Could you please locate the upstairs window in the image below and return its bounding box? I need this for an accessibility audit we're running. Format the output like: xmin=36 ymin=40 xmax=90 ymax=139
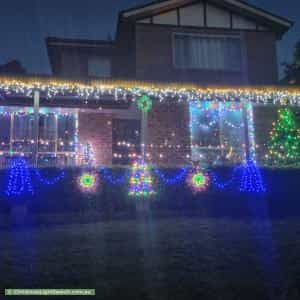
xmin=173 ymin=34 xmax=242 ymax=72
xmin=88 ymin=56 xmax=111 ymax=78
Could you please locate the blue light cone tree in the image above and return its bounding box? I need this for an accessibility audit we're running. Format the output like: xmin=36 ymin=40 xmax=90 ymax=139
xmin=240 ymin=159 xmax=266 ymax=193
xmin=6 ymin=158 xmax=34 ymax=197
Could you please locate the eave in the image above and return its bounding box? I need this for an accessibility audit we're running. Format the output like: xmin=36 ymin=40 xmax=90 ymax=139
xmin=0 ymin=76 xmax=300 ymax=107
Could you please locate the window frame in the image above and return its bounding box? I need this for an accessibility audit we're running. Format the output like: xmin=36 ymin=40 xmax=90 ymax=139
xmin=172 ymin=32 xmax=243 ymax=72
xmin=189 ymin=101 xmax=247 ymax=165
xmin=0 ymin=107 xmax=78 ymax=166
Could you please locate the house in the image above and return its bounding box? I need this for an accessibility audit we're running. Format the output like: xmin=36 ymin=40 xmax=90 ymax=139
xmin=46 ymin=0 xmax=292 ymax=85
xmin=0 ymin=0 xmax=298 ymax=169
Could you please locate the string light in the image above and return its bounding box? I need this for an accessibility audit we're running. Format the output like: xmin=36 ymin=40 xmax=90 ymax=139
xmin=266 ymin=108 xmax=300 ymax=166
xmin=81 ymin=142 xmax=96 ymax=166
xmin=0 ymin=108 xmax=78 ymax=163
xmin=2 ymin=161 xmax=268 ymax=196
xmin=246 ymin=102 xmax=257 ymax=163
xmin=77 ymin=171 xmax=99 ymax=194
xmin=186 ymin=167 xmax=210 ymax=193
xmin=35 ymin=169 xmax=65 ymax=185
xmin=5 ymin=158 xmax=34 ymax=197
xmin=190 ymin=102 xmax=247 ymax=164
xmin=153 ymin=167 xmax=189 ymax=185
xmin=128 ymin=160 xmax=155 ymax=197
xmin=99 ymin=167 xmax=128 ymax=185
xmin=0 ymin=77 xmax=299 ymax=106
xmin=239 ymin=160 xmax=266 ymax=193
xmin=210 ymin=166 xmax=241 ymax=190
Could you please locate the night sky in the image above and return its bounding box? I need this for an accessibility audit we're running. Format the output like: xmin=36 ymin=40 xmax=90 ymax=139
xmin=0 ymin=0 xmax=299 ymax=78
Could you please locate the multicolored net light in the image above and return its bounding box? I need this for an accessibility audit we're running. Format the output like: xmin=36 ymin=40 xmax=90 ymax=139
xmin=77 ymin=171 xmax=99 ymax=193
xmin=186 ymin=167 xmax=210 ymax=193
xmin=128 ymin=160 xmax=155 ymax=197
xmin=5 ymin=158 xmax=34 ymax=197
xmin=136 ymin=95 xmax=153 ymax=113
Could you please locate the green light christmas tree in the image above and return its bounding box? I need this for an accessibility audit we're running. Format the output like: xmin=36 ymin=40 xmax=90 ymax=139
xmin=266 ymin=108 xmax=300 ymax=166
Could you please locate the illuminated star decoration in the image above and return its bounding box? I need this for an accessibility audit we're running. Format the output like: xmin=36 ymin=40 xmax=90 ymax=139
xmin=136 ymin=95 xmax=153 ymax=113
xmin=128 ymin=160 xmax=155 ymax=197
xmin=77 ymin=172 xmax=99 ymax=194
xmin=186 ymin=167 xmax=210 ymax=194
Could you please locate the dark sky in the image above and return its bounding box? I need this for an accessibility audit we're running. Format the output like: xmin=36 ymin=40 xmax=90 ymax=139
xmin=0 ymin=0 xmax=299 ymax=78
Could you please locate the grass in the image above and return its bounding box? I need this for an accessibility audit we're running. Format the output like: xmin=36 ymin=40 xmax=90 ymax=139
xmin=0 ymin=217 xmax=300 ymax=299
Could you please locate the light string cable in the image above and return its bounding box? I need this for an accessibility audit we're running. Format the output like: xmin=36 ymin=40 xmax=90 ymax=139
xmin=34 ymin=168 xmax=65 ymax=185
xmin=99 ymin=166 xmax=128 ymax=185
xmin=209 ymin=165 xmax=242 ymax=190
xmin=153 ymin=166 xmax=190 ymax=185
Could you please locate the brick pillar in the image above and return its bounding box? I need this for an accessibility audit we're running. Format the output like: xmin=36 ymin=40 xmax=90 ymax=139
xmin=147 ymin=102 xmax=191 ymax=167
xmin=78 ymin=112 xmax=113 ymax=166
xmin=253 ymin=106 xmax=278 ymax=164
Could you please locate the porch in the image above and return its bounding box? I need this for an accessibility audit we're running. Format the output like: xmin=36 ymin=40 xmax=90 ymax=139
xmin=0 ymin=76 xmax=299 ymax=169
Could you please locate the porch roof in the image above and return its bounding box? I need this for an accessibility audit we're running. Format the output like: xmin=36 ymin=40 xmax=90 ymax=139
xmin=0 ymin=75 xmax=299 ymax=107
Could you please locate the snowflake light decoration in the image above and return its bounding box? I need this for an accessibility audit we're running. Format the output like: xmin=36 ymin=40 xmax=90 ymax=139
xmin=186 ymin=167 xmax=210 ymax=193
xmin=77 ymin=171 xmax=99 ymax=194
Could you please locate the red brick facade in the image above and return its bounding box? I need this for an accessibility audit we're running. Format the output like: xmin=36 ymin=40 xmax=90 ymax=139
xmin=78 ymin=112 xmax=113 ymax=166
xmin=77 ymin=104 xmax=191 ymax=167
xmin=147 ymin=102 xmax=191 ymax=166
xmin=244 ymin=31 xmax=278 ymax=85
xmin=135 ymin=24 xmax=278 ymax=85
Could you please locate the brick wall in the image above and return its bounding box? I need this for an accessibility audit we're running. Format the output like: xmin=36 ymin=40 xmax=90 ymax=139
xmin=135 ymin=24 xmax=278 ymax=85
xmin=244 ymin=31 xmax=278 ymax=85
xmin=78 ymin=112 xmax=113 ymax=166
xmin=147 ymin=102 xmax=191 ymax=166
xmin=253 ymin=106 xmax=278 ymax=163
xmin=77 ymin=106 xmax=300 ymax=167
xmin=114 ymin=19 xmax=136 ymax=79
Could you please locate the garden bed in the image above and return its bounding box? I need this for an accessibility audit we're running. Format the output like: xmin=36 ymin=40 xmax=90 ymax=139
xmin=0 ymin=167 xmax=299 ymax=220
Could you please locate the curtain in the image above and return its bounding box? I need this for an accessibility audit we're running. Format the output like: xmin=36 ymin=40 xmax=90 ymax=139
xmin=174 ymin=34 xmax=242 ymax=71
